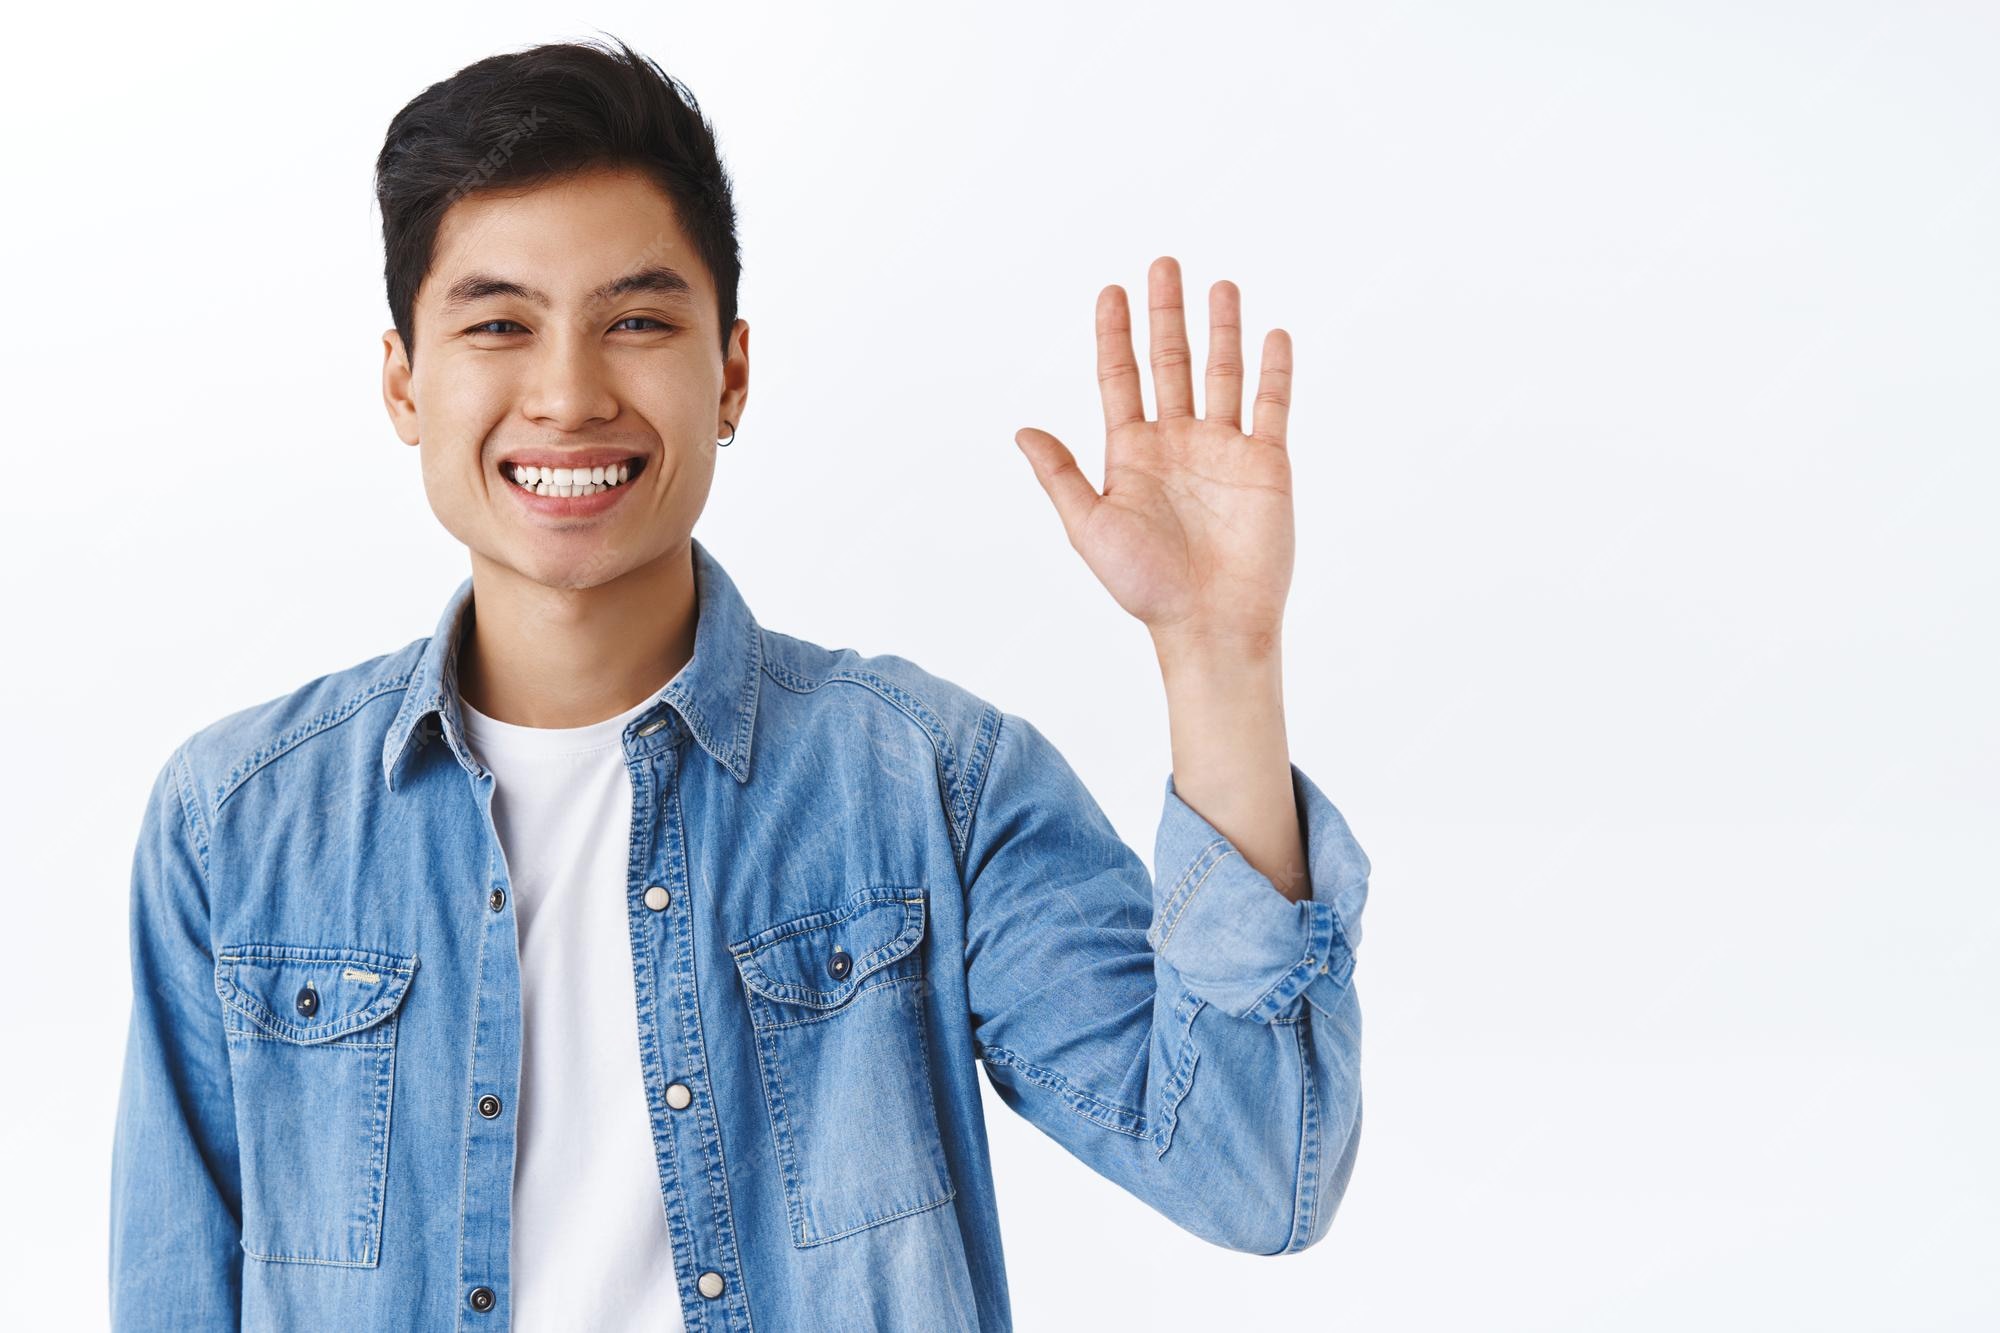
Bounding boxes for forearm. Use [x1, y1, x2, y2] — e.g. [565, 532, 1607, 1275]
[1153, 628, 1310, 903]
[962, 704, 1368, 1254]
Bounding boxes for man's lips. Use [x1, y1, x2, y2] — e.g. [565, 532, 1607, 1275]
[499, 453, 647, 514]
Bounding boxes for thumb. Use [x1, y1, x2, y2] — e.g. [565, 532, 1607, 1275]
[1013, 427, 1099, 546]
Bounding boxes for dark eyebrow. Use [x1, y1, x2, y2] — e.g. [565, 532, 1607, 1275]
[595, 264, 694, 305]
[439, 264, 696, 313]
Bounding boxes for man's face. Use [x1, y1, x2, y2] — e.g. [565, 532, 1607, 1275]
[382, 165, 747, 592]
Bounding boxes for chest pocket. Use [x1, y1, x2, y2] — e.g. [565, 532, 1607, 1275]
[729, 886, 955, 1246]
[213, 942, 418, 1268]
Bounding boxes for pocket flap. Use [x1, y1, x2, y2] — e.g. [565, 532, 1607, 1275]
[730, 889, 926, 1009]
[215, 943, 419, 1044]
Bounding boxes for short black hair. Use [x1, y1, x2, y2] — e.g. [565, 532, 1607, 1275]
[374, 34, 741, 369]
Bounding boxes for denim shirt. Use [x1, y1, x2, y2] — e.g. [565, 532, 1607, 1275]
[109, 536, 1371, 1332]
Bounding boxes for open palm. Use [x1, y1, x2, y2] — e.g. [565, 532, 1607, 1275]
[1014, 256, 1297, 650]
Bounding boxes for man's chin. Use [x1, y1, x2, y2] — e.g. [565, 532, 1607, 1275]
[465, 543, 634, 596]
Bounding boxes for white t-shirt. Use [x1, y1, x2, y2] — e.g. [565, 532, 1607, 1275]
[459, 688, 687, 1333]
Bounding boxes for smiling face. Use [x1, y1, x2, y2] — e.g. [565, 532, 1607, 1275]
[382, 165, 748, 592]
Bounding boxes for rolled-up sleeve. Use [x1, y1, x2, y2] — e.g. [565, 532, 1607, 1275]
[960, 708, 1369, 1256]
[1147, 762, 1370, 1025]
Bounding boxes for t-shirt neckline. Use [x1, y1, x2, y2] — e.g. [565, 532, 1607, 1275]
[458, 688, 665, 758]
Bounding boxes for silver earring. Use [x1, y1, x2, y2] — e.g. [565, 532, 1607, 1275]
[718, 420, 736, 447]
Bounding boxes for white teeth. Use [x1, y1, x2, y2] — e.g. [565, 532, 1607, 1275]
[507, 460, 636, 497]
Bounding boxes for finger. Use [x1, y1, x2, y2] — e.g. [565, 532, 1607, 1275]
[1250, 328, 1292, 448]
[1096, 285, 1145, 435]
[1204, 279, 1244, 430]
[1013, 427, 1100, 546]
[1147, 256, 1196, 420]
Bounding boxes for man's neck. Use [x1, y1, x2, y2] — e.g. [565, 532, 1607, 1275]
[457, 544, 697, 729]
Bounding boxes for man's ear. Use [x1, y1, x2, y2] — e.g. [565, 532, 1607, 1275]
[382, 328, 420, 446]
[719, 317, 750, 435]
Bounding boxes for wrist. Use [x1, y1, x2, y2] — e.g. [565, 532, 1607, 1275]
[1150, 621, 1283, 680]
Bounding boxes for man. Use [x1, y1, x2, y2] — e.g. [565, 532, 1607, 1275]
[108, 35, 1371, 1333]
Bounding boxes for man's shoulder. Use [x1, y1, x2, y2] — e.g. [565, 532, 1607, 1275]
[757, 626, 1008, 815]
[170, 636, 429, 818]
[760, 626, 1000, 732]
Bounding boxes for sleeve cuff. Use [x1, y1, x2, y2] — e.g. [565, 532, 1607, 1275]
[1146, 762, 1372, 1024]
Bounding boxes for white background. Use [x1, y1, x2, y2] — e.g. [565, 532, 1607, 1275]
[5, 2, 1994, 1328]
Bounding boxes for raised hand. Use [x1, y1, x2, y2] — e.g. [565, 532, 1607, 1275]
[1013, 255, 1296, 655]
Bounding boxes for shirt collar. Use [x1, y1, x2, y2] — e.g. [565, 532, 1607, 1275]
[381, 535, 762, 792]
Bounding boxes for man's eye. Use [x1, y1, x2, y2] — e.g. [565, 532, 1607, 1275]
[467, 320, 524, 336]
[614, 317, 675, 332]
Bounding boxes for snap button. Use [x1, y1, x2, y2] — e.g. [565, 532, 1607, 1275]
[1303, 954, 1315, 967]
[697, 1271, 725, 1299]
[827, 948, 852, 981]
[644, 885, 672, 912]
[478, 1094, 502, 1119]
[295, 985, 319, 1018]
[665, 1082, 692, 1110]
[468, 1285, 495, 1312]
[489, 888, 506, 912]
[637, 716, 669, 737]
